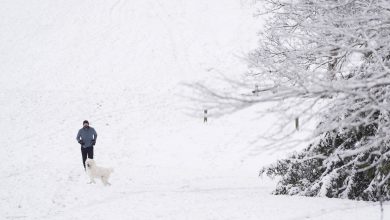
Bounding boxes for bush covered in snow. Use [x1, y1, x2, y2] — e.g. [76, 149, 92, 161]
[261, 113, 390, 201]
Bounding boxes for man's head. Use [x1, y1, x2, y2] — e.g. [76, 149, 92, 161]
[83, 120, 89, 128]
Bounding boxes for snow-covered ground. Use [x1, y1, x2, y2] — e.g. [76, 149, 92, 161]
[0, 0, 388, 219]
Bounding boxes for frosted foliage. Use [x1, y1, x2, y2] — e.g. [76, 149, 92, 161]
[193, 0, 390, 201]
[254, 0, 390, 201]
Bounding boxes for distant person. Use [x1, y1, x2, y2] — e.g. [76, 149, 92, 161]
[76, 120, 97, 170]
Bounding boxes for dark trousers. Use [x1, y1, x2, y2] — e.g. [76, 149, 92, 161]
[81, 146, 94, 169]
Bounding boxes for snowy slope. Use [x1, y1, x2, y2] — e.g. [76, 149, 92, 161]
[0, 0, 388, 219]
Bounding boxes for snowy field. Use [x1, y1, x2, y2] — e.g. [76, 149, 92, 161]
[0, 0, 388, 219]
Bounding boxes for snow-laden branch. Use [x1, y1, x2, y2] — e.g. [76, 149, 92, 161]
[190, 0, 390, 201]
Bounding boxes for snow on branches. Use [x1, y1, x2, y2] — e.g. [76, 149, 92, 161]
[191, 0, 390, 200]
[254, 0, 390, 201]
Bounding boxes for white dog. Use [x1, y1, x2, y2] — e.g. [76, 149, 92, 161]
[85, 158, 113, 186]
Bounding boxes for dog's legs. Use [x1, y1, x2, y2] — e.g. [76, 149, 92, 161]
[101, 176, 111, 186]
[88, 177, 96, 184]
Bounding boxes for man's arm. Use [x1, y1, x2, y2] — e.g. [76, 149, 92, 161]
[93, 128, 97, 140]
[91, 128, 97, 146]
[76, 130, 83, 144]
[76, 130, 81, 141]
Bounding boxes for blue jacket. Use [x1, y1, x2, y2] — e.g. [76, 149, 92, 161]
[76, 126, 97, 148]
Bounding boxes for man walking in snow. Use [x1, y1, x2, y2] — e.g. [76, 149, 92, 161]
[76, 120, 97, 170]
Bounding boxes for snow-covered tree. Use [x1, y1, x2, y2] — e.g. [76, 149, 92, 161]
[191, 0, 390, 201]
